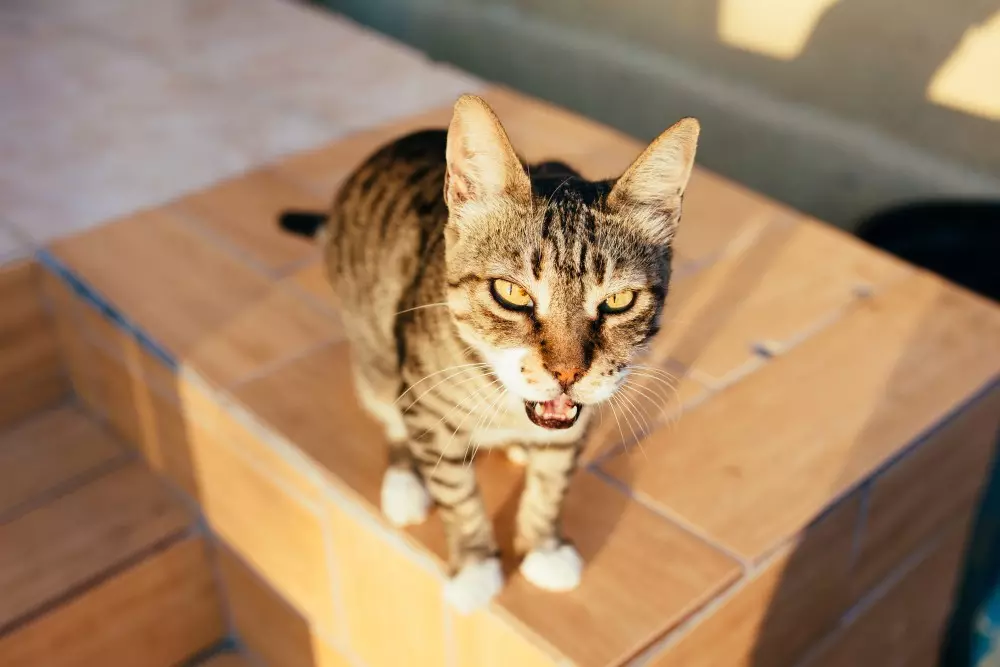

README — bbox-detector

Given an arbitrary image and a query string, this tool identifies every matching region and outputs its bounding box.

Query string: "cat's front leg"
[410,432,502,614]
[515,443,584,592]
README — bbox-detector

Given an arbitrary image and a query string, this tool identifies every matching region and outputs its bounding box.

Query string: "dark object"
[279,210,328,238]
[859,201,1000,665]
[855,201,1000,302]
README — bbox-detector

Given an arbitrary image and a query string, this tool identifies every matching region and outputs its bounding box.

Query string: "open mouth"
[524,394,583,430]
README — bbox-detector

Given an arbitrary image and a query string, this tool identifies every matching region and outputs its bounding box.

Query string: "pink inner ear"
[445,165,475,208]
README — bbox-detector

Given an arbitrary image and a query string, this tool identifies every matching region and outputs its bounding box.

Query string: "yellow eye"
[600,289,636,314]
[491,279,534,310]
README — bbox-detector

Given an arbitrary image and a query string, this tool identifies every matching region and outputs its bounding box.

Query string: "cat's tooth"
[568,405,579,419]
[534,403,545,416]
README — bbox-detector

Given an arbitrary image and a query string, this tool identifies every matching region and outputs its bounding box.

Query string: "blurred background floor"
[0,0,480,256]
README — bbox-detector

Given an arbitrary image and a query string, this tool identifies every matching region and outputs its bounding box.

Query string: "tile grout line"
[625,558,764,667]
[0,525,196,639]
[589,467,752,570]
[224,335,343,391]
[0,451,135,527]
[789,523,960,667]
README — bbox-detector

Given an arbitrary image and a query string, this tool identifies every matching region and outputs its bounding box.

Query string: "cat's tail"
[278,210,328,239]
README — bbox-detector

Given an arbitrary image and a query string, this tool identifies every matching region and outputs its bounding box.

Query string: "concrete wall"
[323,0,1000,229]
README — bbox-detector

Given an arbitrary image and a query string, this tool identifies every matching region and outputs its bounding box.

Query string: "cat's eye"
[600,289,636,314]
[491,279,534,310]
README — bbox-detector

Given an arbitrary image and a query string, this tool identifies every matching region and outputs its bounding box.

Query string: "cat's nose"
[551,366,585,390]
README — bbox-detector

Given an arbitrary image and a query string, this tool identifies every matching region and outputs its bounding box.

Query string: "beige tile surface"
[217,545,341,667]
[602,272,1000,560]
[0,406,124,517]
[0,462,193,629]
[652,217,912,384]
[646,493,862,667]
[327,498,448,667]
[0,536,224,667]
[186,415,340,638]
[169,167,326,274]
[0,2,479,244]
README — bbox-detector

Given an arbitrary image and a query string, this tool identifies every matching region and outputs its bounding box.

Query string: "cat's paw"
[506,445,528,466]
[520,543,583,592]
[380,468,431,527]
[444,558,503,615]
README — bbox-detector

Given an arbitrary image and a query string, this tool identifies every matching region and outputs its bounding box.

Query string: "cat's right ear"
[445,95,530,212]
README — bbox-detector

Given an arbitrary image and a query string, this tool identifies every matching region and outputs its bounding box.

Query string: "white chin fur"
[380,468,431,527]
[520,544,583,592]
[445,557,504,614]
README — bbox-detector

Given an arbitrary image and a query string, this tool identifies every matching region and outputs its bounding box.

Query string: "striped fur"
[288,95,698,604]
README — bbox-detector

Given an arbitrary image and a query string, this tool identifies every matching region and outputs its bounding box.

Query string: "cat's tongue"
[525,394,582,429]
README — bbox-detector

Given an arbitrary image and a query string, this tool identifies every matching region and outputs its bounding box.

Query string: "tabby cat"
[279,95,699,613]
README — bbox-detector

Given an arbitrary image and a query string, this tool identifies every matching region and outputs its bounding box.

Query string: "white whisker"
[395,302,450,316]
[395,363,490,406]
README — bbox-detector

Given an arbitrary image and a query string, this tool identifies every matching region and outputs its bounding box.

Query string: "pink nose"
[551,367,585,390]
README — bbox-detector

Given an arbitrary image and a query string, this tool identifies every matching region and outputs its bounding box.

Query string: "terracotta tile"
[284,258,337,313]
[169,167,326,274]
[602,273,1000,560]
[327,494,448,667]
[582,367,708,463]
[452,608,562,667]
[200,654,252,667]
[0,374,70,432]
[179,373,325,507]
[652,218,912,384]
[184,285,342,388]
[48,212,339,386]
[672,169,794,269]
[36,280,199,498]
[0,405,124,517]
[0,260,68,425]
[78,342,200,498]
[48,210,270,357]
[0,461,192,629]
[36,267,93,388]
[185,416,339,638]
[235,341,738,665]
[217,545,342,667]
[851,385,1000,596]
[495,469,741,667]
[275,105,455,196]
[645,492,862,667]
[802,523,968,667]
[231,341,385,507]
[0,536,224,667]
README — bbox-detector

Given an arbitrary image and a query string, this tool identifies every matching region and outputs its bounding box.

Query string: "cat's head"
[443,95,698,431]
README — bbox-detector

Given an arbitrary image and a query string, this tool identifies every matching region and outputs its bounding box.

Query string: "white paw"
[444,558,503,615]
[506,445,528,466]
[520,544,583,592]
[380,468,431,527]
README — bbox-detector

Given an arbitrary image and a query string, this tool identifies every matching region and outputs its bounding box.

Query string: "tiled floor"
[35,80,1000,666]
[0,406,227,666]
[5,1,1000,665]
[0,0,480,245]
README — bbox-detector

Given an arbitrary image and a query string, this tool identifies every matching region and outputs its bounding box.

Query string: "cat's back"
[323,129,451,345]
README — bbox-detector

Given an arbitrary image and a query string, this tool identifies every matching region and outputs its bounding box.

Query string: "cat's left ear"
[445,95,530,212]
[608,117,700,243]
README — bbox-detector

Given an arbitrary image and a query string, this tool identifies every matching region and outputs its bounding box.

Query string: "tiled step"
[0,260,69,429]
[0,406,226,666]
[34,87,1000,667]
[199,651,255,667]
